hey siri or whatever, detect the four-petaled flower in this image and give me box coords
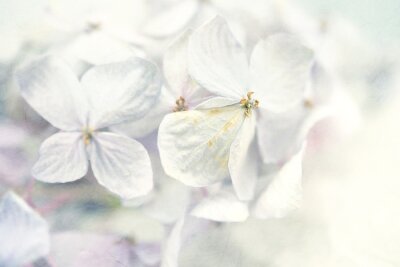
[17,56,161,199]
[158,16,314,200]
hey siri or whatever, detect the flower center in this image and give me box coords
[303,99,314,109]
[83,128,93,145]
[173,96,188,112]
[240,92,259,116]
[85,21,102,33]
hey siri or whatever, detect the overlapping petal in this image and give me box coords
[164,29,209,105]
[158,103,245,187]
[90,132,153,199]
[252,145,305,218]
[250,34,314,112]
[191,189,249,222]
[229,115,258,200]
[32,132,88,183]
[0,192,50,267]
[188,16,249,99]
[16,56,88,130]
[81,57,162,129]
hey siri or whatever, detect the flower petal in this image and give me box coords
[164,29,210,105]
[112,86,175,138]
[142,0,199,38]
[252,145,305,219]
[189,16,249,99]
[229,115,258,200]
[50,231,134,267]
[90,132,153,199]
[81,57,162,129]
[0,192,50,266]
[250,34,313,112]
[32,132,88,183]
[160,217,185,267]
[63,31,145,66]
[191,189,249,222]
[16,56,87,130]
[158,104,245,187]
[256,104,320,164]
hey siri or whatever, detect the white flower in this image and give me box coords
[51,231,160,267]
[113,29,210,138]
[252,144,305,219]
[190,187,249,222]
[158,16,314,200]
[16,56,161,199]
[0,191,50,266]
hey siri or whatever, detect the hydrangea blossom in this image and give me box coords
[158,16,314,200]
[0,191,50,266]
[17,56,161,199]
[113,29,210,138]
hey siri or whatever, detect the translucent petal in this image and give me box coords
[252,145,305,219]
[158,103,245,187]
[32,132,88,183]
[188,16,249,99]
[250,34,313,112]
[191,189,249,222]
[90,132,153,199]
[16,56,88,130]
[229,115,258,200]
[0,192,50,267]
[81,57,162,129]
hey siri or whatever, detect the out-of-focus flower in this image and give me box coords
[0,191,50,266]
[123,144,191,225]
[16,56,161,199]
[252,144,305,219]
[190,187,249,222]
[160,216,211,267]
[187,143,305,222]
[158,16,314,201]
[0,121,32,188]
[50,231,161,267]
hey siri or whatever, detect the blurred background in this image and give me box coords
[0,0,399,266]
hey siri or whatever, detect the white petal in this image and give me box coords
[64,31,144,65]
[158,104,245,187]
[163,29,210,105]
[256,104,319,164]
[250,34,314,112]
[189,16,249,99]
[194,96,239,109]
[142,0,199,38]
[191,189,249,222]
[161,216,211,267]
[50,231,134,267]
[252,145,305,219]
[229,115,258,200]
[81,57,162,129]
[33,132,88,183]
[0,192,50,266]
[161,217,185,267]
[90,132,153,199]
[112,86,175,138]
[16,56,87,130]
[141,166,191,224]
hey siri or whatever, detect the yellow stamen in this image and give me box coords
[240,91,259,116]
[83,128,93,145]
[173,96,188,112]
[304,99,314,109]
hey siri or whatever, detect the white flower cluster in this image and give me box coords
[17,16,314,204]
[3,0,395,266]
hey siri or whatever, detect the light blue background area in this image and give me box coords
[298,0,400,44]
